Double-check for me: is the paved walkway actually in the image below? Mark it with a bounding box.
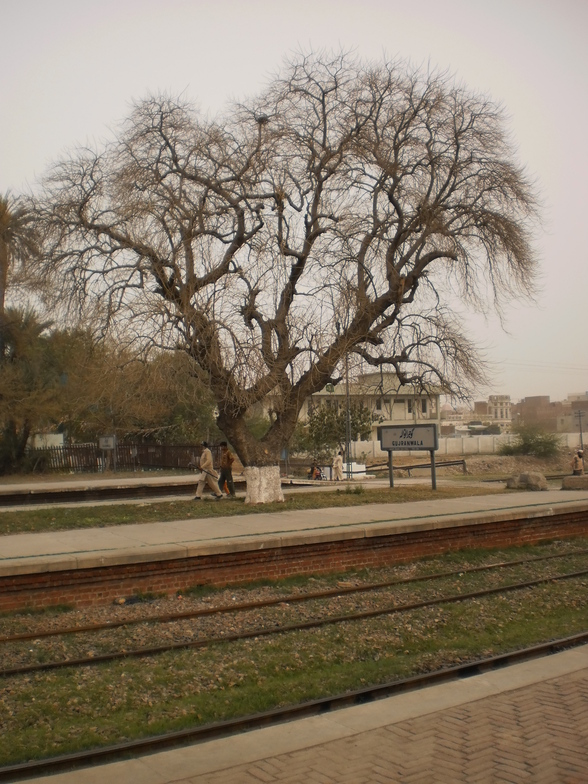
[23,646,588,783]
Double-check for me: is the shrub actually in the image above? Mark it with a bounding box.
[499,426,562,459]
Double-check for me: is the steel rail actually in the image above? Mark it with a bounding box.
[3,566,588,678]
[1,632,587,783]
[2,548,586,645]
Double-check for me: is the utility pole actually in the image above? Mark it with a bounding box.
[337,320,352,480]
[345,351,351,480]
[574,410,585,453]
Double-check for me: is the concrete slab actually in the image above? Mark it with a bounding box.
[0,555,80,576]
[0,475,199,493]
[21,757,170,784]
[562,475,588,489]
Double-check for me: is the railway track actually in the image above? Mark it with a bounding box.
[2,549,587,677]
[1,632,587,783]
[4,548,587,645]
[2,543,588,780]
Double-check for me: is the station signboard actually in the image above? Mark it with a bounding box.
[378,424,438,452]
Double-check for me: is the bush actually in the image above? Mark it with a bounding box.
[499,426,562,459]
[288,403,373,462]
[0,438,52,474]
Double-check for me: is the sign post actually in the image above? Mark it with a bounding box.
[377,424,439,490]
[98,435,117,472]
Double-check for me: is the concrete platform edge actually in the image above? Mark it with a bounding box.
[3,497,588,579]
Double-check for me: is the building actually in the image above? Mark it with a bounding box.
[472,395,512,429]
[439,403,470,436]
[512,396,562,432]
[511,392,588,433]
[483,395,512,430]
[303,372,441,439]
[441,395,512,435]
[557,393,588,433]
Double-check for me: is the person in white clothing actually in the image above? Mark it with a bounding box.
[194,441,223,500]
[332,450,344,481]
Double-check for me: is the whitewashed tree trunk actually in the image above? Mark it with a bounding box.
[243,465,284,504]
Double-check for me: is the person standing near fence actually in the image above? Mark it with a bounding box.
[218,441,236,497]
[194,442,223,500]
[332,450,344,481]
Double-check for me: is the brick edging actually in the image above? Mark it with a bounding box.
[2,507,587,612]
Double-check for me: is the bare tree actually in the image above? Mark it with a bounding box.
[37,53,537,502]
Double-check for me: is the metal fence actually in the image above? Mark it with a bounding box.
[27,443,219,473]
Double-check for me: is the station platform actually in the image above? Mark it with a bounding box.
[2,489,588,580]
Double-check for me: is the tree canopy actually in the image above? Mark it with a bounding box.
[0,312,220,473]
[291,402,373,462]
[37,52,537,499]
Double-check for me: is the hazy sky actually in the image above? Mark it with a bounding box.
[2,0,587,402]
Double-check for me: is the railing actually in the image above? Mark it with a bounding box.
[368,459,468,476]
[26,443,221,473]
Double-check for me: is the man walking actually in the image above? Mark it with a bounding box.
[194,441,223,500]
[218,441,236,498]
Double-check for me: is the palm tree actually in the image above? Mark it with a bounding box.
[0,308,55,472]
[0,193,39,316]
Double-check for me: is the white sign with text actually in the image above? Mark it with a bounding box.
[378,424,438,451]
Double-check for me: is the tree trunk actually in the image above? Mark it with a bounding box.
[216,412,286,504]
[0,239,8,317]
[243,465,284,504]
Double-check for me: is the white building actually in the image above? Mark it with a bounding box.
[303,372,441,439]
[472,395,512,430]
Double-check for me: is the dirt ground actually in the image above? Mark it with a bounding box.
[380,453,576,478]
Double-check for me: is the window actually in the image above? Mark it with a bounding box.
[421,399,427,414]
[407,399,413,414]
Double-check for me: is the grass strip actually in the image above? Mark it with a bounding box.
[0,485,505,535]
